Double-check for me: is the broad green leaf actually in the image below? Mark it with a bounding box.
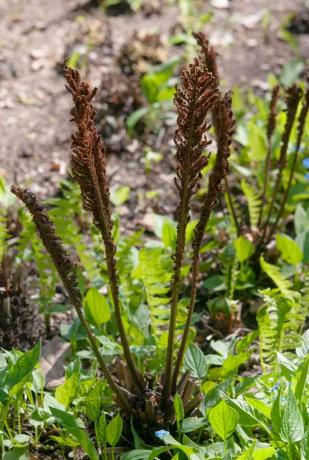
[3,448,29,460]
[173,393,184,423]
[184,345,208,380]
[51,407,98,460]
[84,288,110,327]
[4,342,41,391]
[121,450,152,460]
[279,387,304,443]
[111,186,130,206]
[181,417,208,433]
[245,395,271,419]
[55,373,79,408]
[208,401,239,440]
[234,236,255,262]
[107,413,123,447]
[280,59,305,86]
[276,234,303,265]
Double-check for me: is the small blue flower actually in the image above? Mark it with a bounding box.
[302,158,309,169]
[155,429,169,440]
[271,383,280,392]
[305,173,309,180]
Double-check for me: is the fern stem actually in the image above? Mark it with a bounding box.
[224,176,240,235]
[267,88,309,243]
[172,94,235,389]
[162,59,218,402]
[257,86,280,228]
[260,86,302,245]
[89,164,144,392]
[163,185,191,400]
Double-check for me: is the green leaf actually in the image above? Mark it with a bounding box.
[106,413,123,447]
[4,342,41,391]
[121,450,152,460]
[51,407,99,460]
[247,122,267,161]
[55,373,79,408]
[279,386,304,443]
[181,417,208,433]
[294,355,309,403]
[276,234,303,265]
[84,288,111,327]
[208,400,239,441]
[111,186,130,206]
[234,236,255,262]
[86,384,102,421]
[126,108,149,135]
[280,59,305,86]
[173,393,184,423]
[3,448,29,460]
[184,345,208,380]
[97,414,107,444]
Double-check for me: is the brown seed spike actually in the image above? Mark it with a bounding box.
[172,93,235,390]
[163,58,219,402]
[11,186,132,414]
[193,32,219,85]
[64,66,144,392]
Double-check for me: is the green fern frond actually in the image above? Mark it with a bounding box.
[132,247,172,340]
[259,256,297,299]
[257,288,306,372]
[241,179,261,228]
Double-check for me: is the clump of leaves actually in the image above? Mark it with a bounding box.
[12,34,234,436]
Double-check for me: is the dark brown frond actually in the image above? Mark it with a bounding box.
[174,58,218,204]
[262,85,303,241]
[163,59,219,402]
[193,32,219,84]
[11,185,132,413]
[64,66,144,392]
[172,93,235,390]
[11,186,81,305]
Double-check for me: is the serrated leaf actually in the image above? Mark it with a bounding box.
[279,387,304,443]
[184,345,208,380]
[208,400,239,440]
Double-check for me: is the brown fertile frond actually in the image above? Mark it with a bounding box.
[193,32,219,84]
[172,93,235,391]
[258,85,280,227]
[269,85,309,239]
[262,84,303,242]
[64,66,144,392]
[64,66,112,235]
[174,58,219,204]
[267,85,280,141]
[11,186,81,304]
[11,186,132,413]
[195,92,235,237]
[163,58,218,402]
